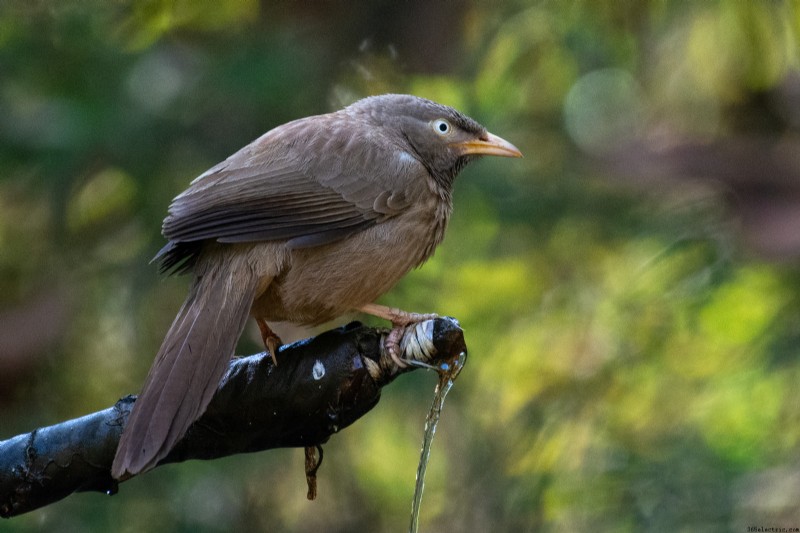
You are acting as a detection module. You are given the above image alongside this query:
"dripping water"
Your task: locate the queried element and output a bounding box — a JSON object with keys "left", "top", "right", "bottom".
{"left": 409, "top": 350, "right": 467, "bottom": 533}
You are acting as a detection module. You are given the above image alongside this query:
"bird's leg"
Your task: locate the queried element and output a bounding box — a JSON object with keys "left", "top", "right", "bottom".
{"left": 359, "top": 303, "right": 438, "bottom": 368}
{"left": 256, "top": 318, "right": 282, "bottom": 366}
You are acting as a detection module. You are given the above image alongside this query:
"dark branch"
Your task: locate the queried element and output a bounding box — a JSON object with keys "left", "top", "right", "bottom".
{"left": 0, "top": 318, "right": 467, "bottom": 519}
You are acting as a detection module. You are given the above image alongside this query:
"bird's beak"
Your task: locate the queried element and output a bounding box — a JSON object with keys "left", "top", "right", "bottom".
{"left": 453, "top": 132, "right": 523, "bottom": 158}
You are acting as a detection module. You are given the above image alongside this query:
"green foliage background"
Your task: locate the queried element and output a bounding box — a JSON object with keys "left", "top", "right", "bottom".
{"left": 2, "top": 1, "right": 800, "bottom": 531}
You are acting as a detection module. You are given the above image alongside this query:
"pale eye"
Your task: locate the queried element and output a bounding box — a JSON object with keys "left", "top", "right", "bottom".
{"left": 432, "top": 119, "right": 451, "bottom": 135}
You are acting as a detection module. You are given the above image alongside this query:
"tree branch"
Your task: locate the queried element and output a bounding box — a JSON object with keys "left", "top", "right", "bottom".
{"left": 0, "top": 318, "right": 467, "bottom": 519}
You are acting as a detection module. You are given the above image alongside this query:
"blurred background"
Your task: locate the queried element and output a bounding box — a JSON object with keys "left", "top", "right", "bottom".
{"left": 2, "top": 1, "right": 800, "bottom": 531}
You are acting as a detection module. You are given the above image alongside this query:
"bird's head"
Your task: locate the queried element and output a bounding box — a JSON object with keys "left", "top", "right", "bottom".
{"left": 346, "top": 94, "right": 522, "bottom": 187}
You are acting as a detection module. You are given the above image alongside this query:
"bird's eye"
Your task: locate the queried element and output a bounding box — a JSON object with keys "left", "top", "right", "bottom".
{"left": 432, "top": 119, "right": 451, "bottom": 135}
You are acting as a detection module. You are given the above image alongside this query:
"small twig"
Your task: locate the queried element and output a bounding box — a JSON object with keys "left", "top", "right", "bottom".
{"left": 304, "top": 445, "right": 323, "bottom": 500}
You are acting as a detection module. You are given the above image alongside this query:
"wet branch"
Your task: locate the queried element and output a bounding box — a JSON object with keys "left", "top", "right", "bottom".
{"left": 0, "top": 318, "right": 467, "bottom": 519}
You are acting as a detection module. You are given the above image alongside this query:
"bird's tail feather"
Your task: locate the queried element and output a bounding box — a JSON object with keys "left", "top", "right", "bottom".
{"left": 112, "top": 262, "right": 261, "bottom": 478}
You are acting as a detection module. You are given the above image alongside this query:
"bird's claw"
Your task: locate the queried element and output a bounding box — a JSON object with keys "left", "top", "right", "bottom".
{"left": 384, "top": 319, "right": 439, "bottom": 371}
{"left": 359, "top": 303, "right": 439, "bottom": 369}
{"left": 385, "top": 325, "right": 409, "bottom": 368}
{"left": 257, "top": 318, "right": 283, "bottom": 366}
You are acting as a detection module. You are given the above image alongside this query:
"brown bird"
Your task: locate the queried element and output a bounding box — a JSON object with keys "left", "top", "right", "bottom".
{"left": 111, "top": 94, "right": 521, "bottom": 479}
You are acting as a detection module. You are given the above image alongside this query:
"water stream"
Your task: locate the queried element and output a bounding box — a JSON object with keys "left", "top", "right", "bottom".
{"left": 408, "top": 350, "right": 467, "bottom": 533}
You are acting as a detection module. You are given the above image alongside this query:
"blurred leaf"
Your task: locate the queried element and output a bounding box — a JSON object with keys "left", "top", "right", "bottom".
{"left": 117, "top": 0, "right": 259, "bottom": 50}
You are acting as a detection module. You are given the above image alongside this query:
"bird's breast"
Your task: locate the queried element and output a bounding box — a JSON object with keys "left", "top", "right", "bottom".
{"left": 252, "top": 196, "right": 450, "bottom": 326}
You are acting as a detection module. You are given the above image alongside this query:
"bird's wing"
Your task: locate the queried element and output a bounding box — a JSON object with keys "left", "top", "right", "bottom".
{"left": 161, "top": 115, "right": 419, "bottom": 252}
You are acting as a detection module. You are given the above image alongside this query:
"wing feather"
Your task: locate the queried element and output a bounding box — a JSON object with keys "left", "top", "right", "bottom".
{"left": 158, "top": 114, "right": 421, "bottom": 269}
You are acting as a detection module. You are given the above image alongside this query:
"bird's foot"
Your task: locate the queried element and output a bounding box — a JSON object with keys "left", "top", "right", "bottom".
{"left": 359, "top": 304, "right": 438, "bottom": 368}
{"left": 256, "top": 318, "right": 283, "bottom": 366}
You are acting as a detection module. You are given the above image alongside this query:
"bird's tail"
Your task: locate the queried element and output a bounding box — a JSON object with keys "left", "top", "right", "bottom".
{"left": 112, "top": 260, "right": 261, "bottom": 478}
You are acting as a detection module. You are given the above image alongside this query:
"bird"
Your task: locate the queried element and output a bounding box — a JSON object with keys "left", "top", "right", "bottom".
{"left": 111, "top": 94, "right": 522, "bottom": 479}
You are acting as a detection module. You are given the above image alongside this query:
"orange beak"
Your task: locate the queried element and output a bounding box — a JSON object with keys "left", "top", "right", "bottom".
{"left": 453, "top": 131, "right": 523, "bottom": 158}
